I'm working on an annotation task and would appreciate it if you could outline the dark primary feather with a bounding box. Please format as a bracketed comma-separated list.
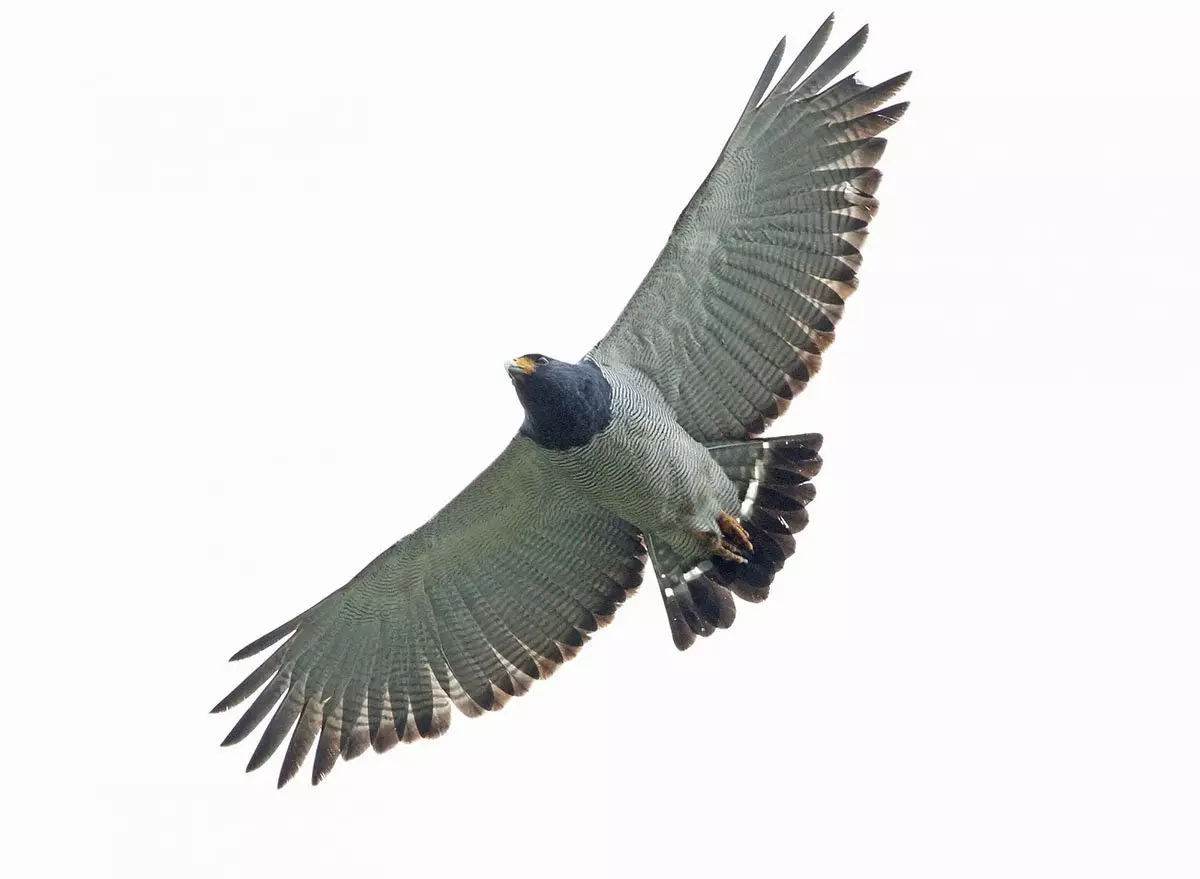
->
[591, 17, 908, 443]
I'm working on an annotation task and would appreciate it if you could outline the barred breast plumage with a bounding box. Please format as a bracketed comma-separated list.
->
[542, 361, 739, 562]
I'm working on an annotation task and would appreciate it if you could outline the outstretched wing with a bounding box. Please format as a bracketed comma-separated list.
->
[212, 437, 645, 787]
[591, 16, 908, 441]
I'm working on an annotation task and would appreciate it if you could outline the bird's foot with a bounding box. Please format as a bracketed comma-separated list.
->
[701, 511, 753, 563]
[717, 511, 753, 553]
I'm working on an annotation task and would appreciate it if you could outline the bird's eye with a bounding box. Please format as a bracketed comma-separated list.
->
[536, 356, 549, 365]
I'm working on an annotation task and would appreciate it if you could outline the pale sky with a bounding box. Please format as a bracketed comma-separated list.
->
[4, 1, 1198, 876]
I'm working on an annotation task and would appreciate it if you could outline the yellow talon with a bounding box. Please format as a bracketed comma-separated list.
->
[716, 511, 753, 554]
[696, 512, 753, 563]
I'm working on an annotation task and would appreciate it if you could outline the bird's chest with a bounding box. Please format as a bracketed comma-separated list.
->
[543, 399, 732, 534]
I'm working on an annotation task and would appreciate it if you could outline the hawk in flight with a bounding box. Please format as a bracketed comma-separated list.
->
[213, 15, 909, 786]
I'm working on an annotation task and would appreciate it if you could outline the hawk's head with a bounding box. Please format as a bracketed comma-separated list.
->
[506, 355, 613, 451]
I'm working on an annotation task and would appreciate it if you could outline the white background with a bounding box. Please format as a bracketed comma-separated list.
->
[4, 1, 1198, 876]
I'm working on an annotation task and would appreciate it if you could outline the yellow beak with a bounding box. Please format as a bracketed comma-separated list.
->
[505, 356, 537, 376]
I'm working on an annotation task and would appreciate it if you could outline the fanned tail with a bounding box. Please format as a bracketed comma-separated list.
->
[646, 433, 823, 650]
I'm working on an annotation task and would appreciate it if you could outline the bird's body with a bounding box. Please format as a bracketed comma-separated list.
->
[213, 15, 909, 787]
[534, 360, 739, 562]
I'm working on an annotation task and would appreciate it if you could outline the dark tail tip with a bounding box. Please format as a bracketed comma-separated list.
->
[714, 432, 822, 602]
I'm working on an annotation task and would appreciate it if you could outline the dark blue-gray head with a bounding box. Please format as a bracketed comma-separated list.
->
[506, 353, 613, 451]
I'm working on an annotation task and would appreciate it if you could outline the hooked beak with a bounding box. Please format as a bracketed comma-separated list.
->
[505, 356, 536, 377]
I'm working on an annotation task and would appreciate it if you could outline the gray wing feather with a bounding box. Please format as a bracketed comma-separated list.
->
[212, 437, 645, 786]
[591, 17, 908, 441]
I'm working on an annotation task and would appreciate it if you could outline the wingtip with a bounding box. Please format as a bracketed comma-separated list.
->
[226, 612, 307, 662]
[210, 690, 242, 714]
[228, 636, 271, 662]
[228, 638, 268, 662]
[245, 746, 273, 774]
[846, 22, 870, 52]
[885, 101, 911, 122]
[768, 35, 787, 68]
[311, 767, 331, 787]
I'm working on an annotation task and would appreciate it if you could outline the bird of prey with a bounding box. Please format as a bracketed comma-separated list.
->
[213, 15, 908, 787]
